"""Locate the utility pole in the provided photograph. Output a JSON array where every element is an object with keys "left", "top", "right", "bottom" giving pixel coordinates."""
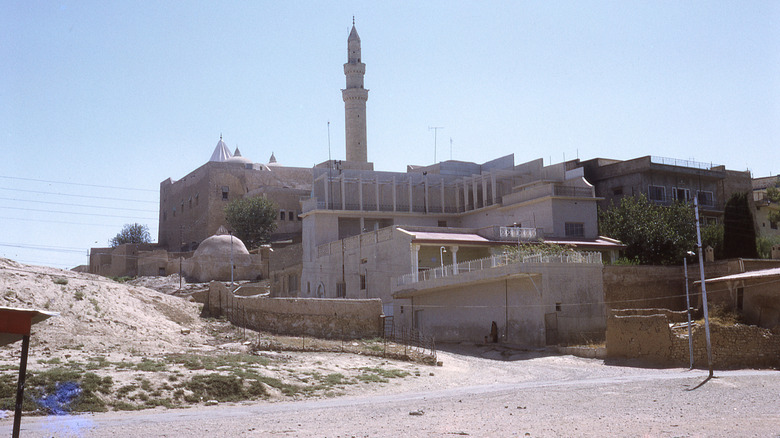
[
  {"left": 694, "top": 197, "right": 714, "bottom": 377},
  {"left": 229, "top": 230, "right": 234, "bottom": 288},
  {"left": 429, "top": 126, "right": 444, "bottom": 163},
  {"left": 179, "top": 226, "right": 184, "bottom": 292},
  {"left": 683, "top": 251, "right": 695, "bottom": 369}
]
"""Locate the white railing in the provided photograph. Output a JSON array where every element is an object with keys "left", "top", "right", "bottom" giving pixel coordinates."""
[
  {"left": 499, "top": 226, "right": 538, "bottom": 240},
  {"left": 397, "top": 250, "right": 602, "bottom": 286}
]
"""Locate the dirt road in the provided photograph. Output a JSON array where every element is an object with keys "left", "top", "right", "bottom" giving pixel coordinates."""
[{"left": 5, "top": 345, "right": 779, "bottom": 437}]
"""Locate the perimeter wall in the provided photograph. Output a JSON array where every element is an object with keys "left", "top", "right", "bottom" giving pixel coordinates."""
[
  {"left": 205, "top": 282, "right": 383, "bottom": 339},
  {"left": 606, "top": 309, "right": 780, "bottom": 369}
]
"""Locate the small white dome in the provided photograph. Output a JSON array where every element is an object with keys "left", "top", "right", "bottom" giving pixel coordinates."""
[{"left": 194, "top": 234, "right": 249, "bottom": 257}]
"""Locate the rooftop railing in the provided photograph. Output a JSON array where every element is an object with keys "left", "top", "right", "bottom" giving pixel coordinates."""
[
  {"left": 396, "top": 250, "right": 602, "bottom": 287},
  {"left": 650, "top": 156, "right": 722, "bottom": 170}
]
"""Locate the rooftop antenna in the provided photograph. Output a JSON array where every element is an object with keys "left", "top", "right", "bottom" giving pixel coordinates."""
[{"left": 429, "top": 126, "right": 444, "bottom": 163}]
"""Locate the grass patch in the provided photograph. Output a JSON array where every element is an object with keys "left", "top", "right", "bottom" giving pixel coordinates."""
[
  {"left": 136, "top": 358, "right": 167, "bottom": 372},
  {"left": 184, "top": 374, "right": 265, "bottom": 402},
  {"left": 357, "top": 366, "right": 410, "bottom": 384},
  {"left": 165, "top": 353, "right": 270, "bottom": 371},
  {"left": 53, "top": 277, "right": 69, "bottom": 285},
  {"left": 0, "top": 368, "right": 113, "bottom": 413},
  {"left": 74, "top": 290, "right": 84, "bottom": 301}
]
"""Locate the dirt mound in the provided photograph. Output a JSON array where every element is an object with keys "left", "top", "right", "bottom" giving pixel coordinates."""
[{"left": 0, "top": 258, "right": 208, "bottom": 356}]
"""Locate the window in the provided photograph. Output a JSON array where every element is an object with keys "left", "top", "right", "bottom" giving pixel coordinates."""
[
  {"left": 221, "top": 186, "right": 229, "bottom": 201},
  {"left": 279, "top": 211, "right": 286, "bottom": 220},
  {"left": 172, "top": 207, "right": 176, "bottom": 217},
  {"left": 360, "top": 274, "right": 366, "bottom": 290},
  {"left": 163, "top": 212, "right": 167, "bottom": 221},
  {"left": 565, "top": 222, "right": 584, "bottom": 237},
  {"left": 612, "top": 187, "right": 623, "bottom": 196},
  {"left": 195, "top": 194, "right": 199, "bottom": 206},
  {"left": 336, "top": 282, "right": 346, "bottom": 298},
  {"left": 673, "top": 187, "right": 690, "bottom": 202},
  {"left": 555, "top": 303, "right": 562, "bottom": 312},
  {"left": 188, "top": 197, "right": 192, "bottom": 209},
  {"left": 697, "top": 191, "right": 714, "bottom": 207},
  {"left": 288, "top": 211, "right": 294, "bottom": 221},
  {"left": 288, "top": 275, "right": 299, "bottom": 293},
  {"left": 648, "top": 185, "right": 665, "bottom": 202},
  {"left": 438, "top": 220, "right": 447, "bottom": 227}
]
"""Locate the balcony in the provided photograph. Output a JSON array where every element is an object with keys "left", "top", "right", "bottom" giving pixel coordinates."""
[{"left": 396, "top": 250, "right": 602, "bottom": 287}]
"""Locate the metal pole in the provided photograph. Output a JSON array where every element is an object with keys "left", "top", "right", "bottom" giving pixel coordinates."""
[
  {"left": 694, "top": 197, "right": 714, "bottom": 377},
  {"left": 439, "top": 246, "right": 446, "bottom": 276},
  {"left": 13, "top": 334, "right": 30, "bottom": 438},
  {"left": 229, "top": 231, "right": 234, "bottom": 287},
  {"left": 684, "top": 256, "right": 694, "bottom": 369}
]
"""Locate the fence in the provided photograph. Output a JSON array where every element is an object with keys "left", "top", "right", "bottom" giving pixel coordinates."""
[{"left": 382, "top": 325, "right": 437, "bottom": 364}]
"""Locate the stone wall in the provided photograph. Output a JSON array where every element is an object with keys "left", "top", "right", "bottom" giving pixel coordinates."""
[
  {"left": 607, "top": 310, "right": 780, "bottom": 369},
  {"left": 206, "top": 282, "right": 383, "bottom": 339},
  {"left": 603, "top": 261, "right": 747, "bottom": 312}
]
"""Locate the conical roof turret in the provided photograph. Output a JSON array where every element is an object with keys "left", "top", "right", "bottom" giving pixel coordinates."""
[{"left": 209, "top": 135, "right": 232, "bottom": 162}]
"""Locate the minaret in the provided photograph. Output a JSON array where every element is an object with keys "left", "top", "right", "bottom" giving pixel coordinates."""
[{"left": 342, "top": 18, "right": 368, "bottom": 162}]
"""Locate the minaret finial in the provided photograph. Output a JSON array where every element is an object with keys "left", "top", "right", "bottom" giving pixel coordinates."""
[{"left": 353, "top": 16, "right": 355, "bottom": 26}]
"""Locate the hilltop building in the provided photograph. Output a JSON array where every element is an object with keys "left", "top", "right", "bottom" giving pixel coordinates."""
[
  {"left": 157, "top": 137, "right": 311, "bottom": 252},
  {"left": 753, "top": 175, "right": 780, "bottom": 238},
  {"left": 569, "top": 156, "right": 753, "bottom": 225}
]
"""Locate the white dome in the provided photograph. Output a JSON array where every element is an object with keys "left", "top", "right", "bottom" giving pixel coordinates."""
[{"left": 194, "top": 234, "right": 249, "bottom": 257}]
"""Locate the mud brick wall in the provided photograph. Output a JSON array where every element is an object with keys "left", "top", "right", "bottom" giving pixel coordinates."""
[
  {"left": 206, "top": 282, "right": 383, "bottom": 339},
  {"left": 607, "top": 310, "right": 780, "bottom": 369}
]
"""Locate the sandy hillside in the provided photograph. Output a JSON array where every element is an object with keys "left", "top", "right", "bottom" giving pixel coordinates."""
[{"left": 0, "top": 258, "right": 209, "bottom": 357}]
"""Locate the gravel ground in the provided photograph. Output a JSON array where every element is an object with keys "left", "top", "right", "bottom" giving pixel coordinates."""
[{"left": 4, "top": 344, "right": 779, "bottom": 437}]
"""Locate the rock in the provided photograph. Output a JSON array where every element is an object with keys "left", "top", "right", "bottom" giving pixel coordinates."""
[{"left": 409, "top": 410, "right": 424, "bottom": 416}]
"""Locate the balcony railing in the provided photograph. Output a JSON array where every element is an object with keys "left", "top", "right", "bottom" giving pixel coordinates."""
[{"left": 397, "top": 250, "right": 602, "bottom": 286}]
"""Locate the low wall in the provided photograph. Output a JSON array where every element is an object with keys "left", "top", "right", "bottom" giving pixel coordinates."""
[
  {"left": 607, "top": 310, "right": 780, "bottom": 369},
  {"left": 205, "top": 282, "right": 383, "bottom": 339}
]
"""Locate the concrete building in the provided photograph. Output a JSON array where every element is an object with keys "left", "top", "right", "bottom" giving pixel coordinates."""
[
  {"left": 299, "top": 155, "right": 623, "bottom": 307},
  {"left": 752, "top": 175, "right": 780, "bottom": 238},
  {"left": 570, "top": 156, "right": 753, "bottom": 224}
]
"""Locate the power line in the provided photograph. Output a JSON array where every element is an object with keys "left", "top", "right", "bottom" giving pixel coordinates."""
[
  {"left": 0, "top": 187, "right": 157, "bottom": 204},
  {"left": 0, "top": 242, "right": 86, "bottom": 254},
  {"left": 0, "top": 216, "right": 159, "bottom": 229},
  {"left": 0, "top": 175, "right": 157, "bottom": 192},
  {"left": 0, "top": 197, "right": 157, "bottom": 213},
  {"left": 2, "top": 206, "right": 157, "bottom": 220}
]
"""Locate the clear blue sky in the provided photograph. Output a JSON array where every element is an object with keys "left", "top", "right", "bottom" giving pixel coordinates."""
[{"left": 2, "top": 1, "right": 778, "bottom": 269}]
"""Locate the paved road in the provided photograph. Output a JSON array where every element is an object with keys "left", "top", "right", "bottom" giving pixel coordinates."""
[{"left": 4, "top": 349, "right": 780, "bottom": 437}]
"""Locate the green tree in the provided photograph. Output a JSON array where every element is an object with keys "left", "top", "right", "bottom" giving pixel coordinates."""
[
  {"left": 110, "top": 223, "right": 151, "bottom": 247},
  {"left": 723, "top": 192, "right": 758, "bottom": 259},
  {"left": 223, "top": 196, "right": 278, "bottom": 250},
  {"left": 766, "top": 185, "right": 780, "bottom": 203},
  {"left": 701, "top": 223, "right": 724, "bottom": 260},
  {"left": 756, "top": 235, "right": 780, "bottom": 259},
  {"left": 598, "top": 194, "right": 696, "bottom": 265}
]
